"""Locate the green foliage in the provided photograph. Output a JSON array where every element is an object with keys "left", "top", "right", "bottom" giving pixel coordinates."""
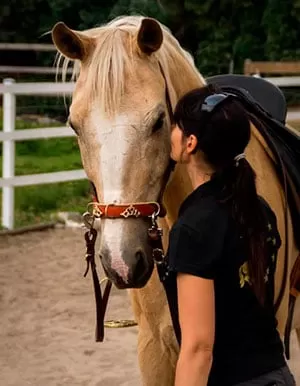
[
  {"left": 1, "top": 0, "right": 299, "bottom": 74},
  {"left": 160, "top": 0, "right": 267, "bottom": 74},
  {"left": 0, "top": 0, "right": 51, "bottom": 42},
  {"left": 262, "top": 0, "right": 300, "bottom": 60}
]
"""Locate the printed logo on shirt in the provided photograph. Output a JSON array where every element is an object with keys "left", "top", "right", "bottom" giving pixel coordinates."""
[
  {"left": 238, "top": 222, "right": 277, "bottom": 289},
  {"left": 239, "top": 261, "right": 271, "bottom": 288},
  {"left": 239, "top": 261, "right": 251, "bottom": 288}
]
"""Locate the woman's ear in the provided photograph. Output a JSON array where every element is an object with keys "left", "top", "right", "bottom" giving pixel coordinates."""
[{"left": 186, "top": 134, "right": 198, "bottom": 155}]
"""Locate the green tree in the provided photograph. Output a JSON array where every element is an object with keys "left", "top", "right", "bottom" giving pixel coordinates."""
[
  {"left": 263, "top": 0, "right": 300, "bottom": 60},
  {"left": 1, "top": 0, "right": 300, "bottom": 77},
  {"left": 156, "top": 0, "right": 267, "bottom": 75},
  {"left": 0, "top": 0, "right": 51, "bottom": 42}
]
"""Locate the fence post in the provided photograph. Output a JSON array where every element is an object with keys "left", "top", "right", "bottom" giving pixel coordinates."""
[{"left": 2, "top": 78, "right": 16, "bottom": 229}]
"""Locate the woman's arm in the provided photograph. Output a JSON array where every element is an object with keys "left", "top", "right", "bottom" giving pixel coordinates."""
[{"left": 175, "top": 273, "right": 215, "bottom": 386}]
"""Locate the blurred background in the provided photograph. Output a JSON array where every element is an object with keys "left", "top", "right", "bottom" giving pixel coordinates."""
[
  {"left": 0, "top": 0, "right": 300, "bottom": 229},
  {"left": 0, "top": 4, "right": 300, "bottom": 385}
]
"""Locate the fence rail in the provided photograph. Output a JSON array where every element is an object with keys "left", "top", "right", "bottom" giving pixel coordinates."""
[
  {"left": 0, "top": 81, "right": 75, "bottom": 95},
  {"left": 0, "top": 127, "right": 74, "bottom": 142},
  {"left": 263, "top": 76, "right": 300, "bottom": 87},
  {"left": 0, "top": 170, "right": 86, "bottom": 188},
  {"left": 0, "top": 65, "right": 73, "bottom": 75},
  {"left": 0, "top": 43, "right": 56, "bottom": 51},
  {"left": 0, "top": 78, "right": 84, "bottom": 229},
  {"left": 1, "top": 76, "right": 300, "bottom": 229},
  {"left": 244, "top": 60, "right": 300, "bottom": 76}
]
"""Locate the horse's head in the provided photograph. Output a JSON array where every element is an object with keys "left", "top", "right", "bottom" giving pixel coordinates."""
[{"left": 52, "top": 16, "right": 204, "bottom": 288}]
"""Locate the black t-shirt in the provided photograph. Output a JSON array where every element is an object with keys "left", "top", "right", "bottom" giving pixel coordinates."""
[{"left": 161, "top": 176, "right": 286, "bottom": 386}]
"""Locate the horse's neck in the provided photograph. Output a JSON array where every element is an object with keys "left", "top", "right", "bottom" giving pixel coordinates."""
[
  {"left": 166, "top": 49, "right": 205, "bottom": 101},
  {"left": 163, "top": 164, "right": 192, "bottom": 226}
]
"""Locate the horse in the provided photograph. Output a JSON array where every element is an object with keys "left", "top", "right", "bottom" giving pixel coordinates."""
[{"left": 51, "top": 15, "right": 300, "bottom": 385}]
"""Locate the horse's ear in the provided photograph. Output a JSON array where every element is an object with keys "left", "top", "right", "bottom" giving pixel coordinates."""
[
  {"left": 137, "top": 18, "right": 163, "bottom": 55},
  {"left": 51, "top": 22, "right": 93, "bottom": 61}
]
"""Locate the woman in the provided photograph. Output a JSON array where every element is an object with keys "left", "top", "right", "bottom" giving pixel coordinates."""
[{"left": 162, "top": 85, "right": 296, "bottom": 385}]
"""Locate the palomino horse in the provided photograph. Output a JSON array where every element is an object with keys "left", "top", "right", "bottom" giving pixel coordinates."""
[{"left": 52, "top": 16, "right": 300, "bottom": 385}]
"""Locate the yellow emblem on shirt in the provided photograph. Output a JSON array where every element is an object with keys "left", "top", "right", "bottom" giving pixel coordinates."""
[
  {"left": 239, "top": 261, "right": 251, "bottom": 288},
  {"left": 239, "top": 262, "right": 270, "bottom": 288}
]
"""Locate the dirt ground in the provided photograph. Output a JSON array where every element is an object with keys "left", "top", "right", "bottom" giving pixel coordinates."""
[{"left": 0, "top": 227, "right": 299, "bottom": 386}]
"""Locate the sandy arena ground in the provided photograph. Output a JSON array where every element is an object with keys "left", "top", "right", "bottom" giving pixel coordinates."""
[{"left": 0, "top": 227, "right": 299, "bottom": 386}]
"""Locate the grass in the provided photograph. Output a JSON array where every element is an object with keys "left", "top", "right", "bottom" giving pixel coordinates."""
[
  {"left": 13, "top": 180, "right": 89, "bottom": 227},
  {"left": 0, "top": 108, "right": 90, "bottom": 229},
  {"left": 12, "top": 138, "right": 82, "bottom": 175}
]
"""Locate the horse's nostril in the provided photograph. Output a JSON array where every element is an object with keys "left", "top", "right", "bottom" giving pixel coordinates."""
[
  {"left": 135, "top": 250, "right": 146, "bottom": 273},
  {"left": 135, "top": 250, "right": 144, "bottom": 260},
  {"left": 132, "top": 250, "right": 154, "bottom": 287}
]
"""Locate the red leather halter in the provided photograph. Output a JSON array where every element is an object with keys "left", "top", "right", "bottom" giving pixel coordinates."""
[{"left": 91, "top": 201, "right": 161, "bottom": 219}]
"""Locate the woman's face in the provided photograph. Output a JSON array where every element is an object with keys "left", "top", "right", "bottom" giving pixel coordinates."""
[
  {"left": 170, "top": 124, "right": 197, "bottom": 163},
  {"left": 170, "top": 124, "right": 184, "bottom": 162}
]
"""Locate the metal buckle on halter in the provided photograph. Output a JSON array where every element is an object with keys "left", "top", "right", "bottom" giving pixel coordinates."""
[
  {"left": 147, "top": 212, "right": 166, "bottom": 265},
  {"left": 152, "top": 248, "right": 165, "bottom": 265},
  {"left": 82, "top": 211, "right": 95, "bottom": 230},
  {"left": 82, "top": 203, "right": 103, "bottom": 232},
  {"left": 148, "top": 212, "right": 163, "bottom": 237}
]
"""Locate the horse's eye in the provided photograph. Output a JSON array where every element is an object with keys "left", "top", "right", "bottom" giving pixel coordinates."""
[{"left": 152, "top": 112, "right": 165, "bottom": 133}]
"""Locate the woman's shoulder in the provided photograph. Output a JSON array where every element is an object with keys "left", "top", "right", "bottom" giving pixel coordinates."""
[
  {"left": 168, "top": 200, "right": 230, "bottom": 279},
  {"left": 176, "top": 198, "right": 229, "bottom": 238}
]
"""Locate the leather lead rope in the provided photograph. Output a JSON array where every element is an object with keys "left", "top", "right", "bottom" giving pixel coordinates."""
[
  {"left": 147, "top": 214, "right": 167, "bottom": 277},
  {"left": 84, "top": 228, "right": 112, "bottom": 342},
  {"left": 284, "top": 252, "right": 300, "bottom": 359}
]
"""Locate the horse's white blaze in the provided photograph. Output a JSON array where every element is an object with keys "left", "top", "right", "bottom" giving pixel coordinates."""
[
  {"left": 103, "top": 220, "right": 129, "bottom": 282},
  {"left": 94, "top": 112, "right": 134, "bottom": 281},
  {"left": 95, "top": 113, "right": 133, "bottom": 202}
]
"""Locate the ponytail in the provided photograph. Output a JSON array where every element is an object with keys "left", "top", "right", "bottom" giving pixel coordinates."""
[{"left": 219, "top": 159, "right": 268, "bottom": 305}]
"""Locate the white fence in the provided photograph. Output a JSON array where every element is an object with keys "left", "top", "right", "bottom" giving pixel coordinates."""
[
  {"left": 0, "top": 78, "right": 86, "bottom": 229},
  {"left": 0, "top": 66, "right": 73, "bottom": 75},
  {"left": 1, "top": 76, "right": 300, "bottom": 229}
]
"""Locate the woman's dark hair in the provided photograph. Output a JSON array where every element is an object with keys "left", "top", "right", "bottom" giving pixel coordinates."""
[{"left": 174, "top": 84, "right": 268, "bottom": 305}]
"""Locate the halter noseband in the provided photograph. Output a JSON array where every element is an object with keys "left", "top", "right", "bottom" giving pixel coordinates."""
[{"left": 90, "top": 202, "right": 161, "bottom": 219}]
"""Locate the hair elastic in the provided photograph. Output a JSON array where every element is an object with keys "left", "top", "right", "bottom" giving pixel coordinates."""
[{"left": 234, "top": 153, "right": 246, "bottom": 167}]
